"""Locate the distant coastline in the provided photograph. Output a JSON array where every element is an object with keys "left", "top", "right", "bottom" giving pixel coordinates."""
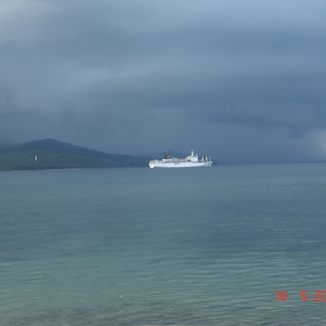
[{"left": 0, "top": 138, "right": 153, "bottom": 171}]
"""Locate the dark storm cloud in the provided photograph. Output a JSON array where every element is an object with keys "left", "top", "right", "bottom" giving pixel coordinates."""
[{"left": 1, "top": 0, "right": 326, "bottom": 162}]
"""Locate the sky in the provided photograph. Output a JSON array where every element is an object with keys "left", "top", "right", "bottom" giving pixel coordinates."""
[{"left": 1, "top": 0, "right": 326, "bottom": 164}]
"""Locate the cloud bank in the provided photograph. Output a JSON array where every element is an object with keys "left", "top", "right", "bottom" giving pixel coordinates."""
[{"left": 1, "top": 0, "right": 326, "bottom": 163}]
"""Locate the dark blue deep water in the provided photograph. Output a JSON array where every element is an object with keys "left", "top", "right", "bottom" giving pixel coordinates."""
[{"left": 1, "top": 163, "right": 326, "bottom": 325}]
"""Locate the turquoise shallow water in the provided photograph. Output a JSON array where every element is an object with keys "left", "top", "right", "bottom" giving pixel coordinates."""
[{"left": 1, "top": 163, "right": 326, "bottom": 325}]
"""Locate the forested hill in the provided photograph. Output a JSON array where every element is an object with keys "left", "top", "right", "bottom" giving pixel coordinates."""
[{"left": 0, "top": 139, "right": 152, "bottom": 171}]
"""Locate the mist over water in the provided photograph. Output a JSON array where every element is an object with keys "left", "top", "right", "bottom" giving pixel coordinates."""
[{"left": 1, "top": 164, "right": 326, "bottom": 325}]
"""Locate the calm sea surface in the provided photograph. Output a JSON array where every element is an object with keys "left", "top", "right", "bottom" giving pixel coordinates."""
[{"left": 1, "top": 163, "right": 326, "bottom": 325}]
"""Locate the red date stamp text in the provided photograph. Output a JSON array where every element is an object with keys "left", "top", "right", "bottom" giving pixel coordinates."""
[{"left": 275, "top": 291, "right": 326, "bottom": 301}]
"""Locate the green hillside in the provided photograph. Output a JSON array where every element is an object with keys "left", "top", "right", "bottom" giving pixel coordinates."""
[{"left": 0, "top": 139, "right": 152, "bottom": 171}]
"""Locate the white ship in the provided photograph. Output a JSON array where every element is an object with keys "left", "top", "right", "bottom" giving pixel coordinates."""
[{"left": 149, "top": 150, "right": 213, "bottom": 168}]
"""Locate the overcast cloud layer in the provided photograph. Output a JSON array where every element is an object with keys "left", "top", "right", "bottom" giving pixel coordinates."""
[{"left": 1, "top": 0, "right": 326, "bottom": 163}]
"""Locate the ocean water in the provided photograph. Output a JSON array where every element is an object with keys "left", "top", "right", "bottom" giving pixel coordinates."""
[{"left": 1, "top": 163, "right": 326, "bottom": 325}]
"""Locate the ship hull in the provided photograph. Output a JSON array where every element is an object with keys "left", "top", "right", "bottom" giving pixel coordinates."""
[{"left": 149, "top": 161, "right": 212, "bottom": 168}]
